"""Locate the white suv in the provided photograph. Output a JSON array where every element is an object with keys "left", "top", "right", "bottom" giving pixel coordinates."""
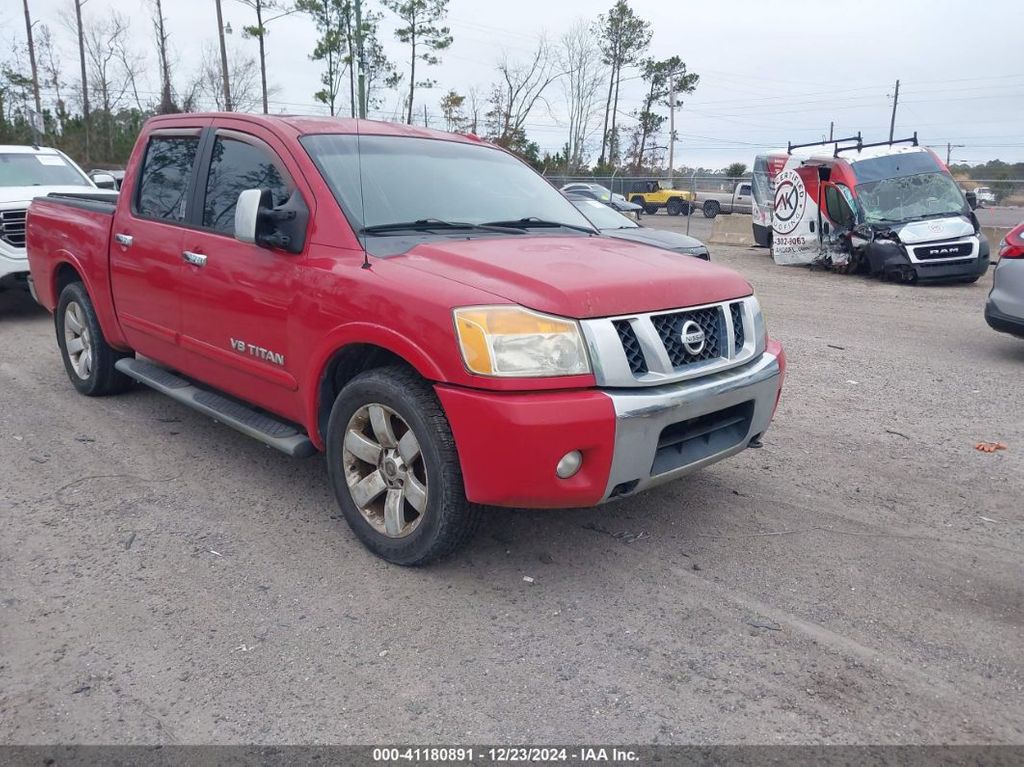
[{"left": 0, "top": 145, "right": 101, "bottom": 291}]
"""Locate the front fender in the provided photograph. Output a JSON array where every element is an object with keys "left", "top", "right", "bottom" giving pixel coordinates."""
[{"left": 302, "top": 322, "right": 447, "bottom": 449}]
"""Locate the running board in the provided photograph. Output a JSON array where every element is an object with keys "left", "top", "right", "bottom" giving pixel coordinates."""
[{"left": 115, "top": 358, "right": 317, "bottom": 458}]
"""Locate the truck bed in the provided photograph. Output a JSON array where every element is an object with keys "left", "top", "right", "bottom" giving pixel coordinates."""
[{"left": 26, "top": 194, "right": 119, "bottom": 333}]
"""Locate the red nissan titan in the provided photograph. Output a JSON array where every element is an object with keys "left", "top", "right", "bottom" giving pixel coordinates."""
[{"left": 25, "top": 114, "right": 786, "bottom": 565}]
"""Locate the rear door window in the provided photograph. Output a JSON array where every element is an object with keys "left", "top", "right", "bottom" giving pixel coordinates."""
[
  {"left": 202, "top": 135, "right": 292, "bottom": 236},
  {"left": 136, "top": 135, "right": 201, "bottom": 222}
]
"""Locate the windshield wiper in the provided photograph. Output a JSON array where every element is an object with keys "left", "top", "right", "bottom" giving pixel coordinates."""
[
  {"left": 361, "top": 218, "right": 525, "bottom": 235},
  {"left": 482, "top": 217, "right": 596, "bottom": 234}
]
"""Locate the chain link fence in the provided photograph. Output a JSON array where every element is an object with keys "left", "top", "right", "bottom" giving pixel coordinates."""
[
  {"left": 959, "top": 179, "right": 1024, "bottom": 208},
  {"left": 546, "top": 174, "right": 751, "bottom": 200}
]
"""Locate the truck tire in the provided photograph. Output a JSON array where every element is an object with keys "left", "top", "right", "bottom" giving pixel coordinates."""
[
  {"left": 55, "top": 282, "right": 132, "bottom": 396},
  {"left": 666, "top": 199, "right": 683, "bottom": 216},
  {"left": 703, "top": 200, "right": 721, "bottom": 219},
  {"left": 326, "top": 365, "right": 480, "bottom": 565}
]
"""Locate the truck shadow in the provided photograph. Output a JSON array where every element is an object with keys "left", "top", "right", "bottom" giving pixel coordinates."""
[{"left": 0, "top": 288, "right": 46, "bottom": 319}]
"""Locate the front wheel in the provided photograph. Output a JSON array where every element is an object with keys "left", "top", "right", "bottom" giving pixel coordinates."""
[
  {"left": 326, "top": 366, "right": 480, "bottom": 565},
  {"left": 666, "top": 199, "right": 683, "bottom": 216},
  {"left": 55, "top": 282, "right": 132, "bottom": 396}
]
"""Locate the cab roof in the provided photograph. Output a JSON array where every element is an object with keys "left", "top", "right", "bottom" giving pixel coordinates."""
[{"left": 143, "top": 112, "right": 484, "bottom": 145}]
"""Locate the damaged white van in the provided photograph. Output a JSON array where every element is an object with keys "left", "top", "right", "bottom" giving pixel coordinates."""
[{"left": 751, "top": 135, "right": 990, "bottom": 283}]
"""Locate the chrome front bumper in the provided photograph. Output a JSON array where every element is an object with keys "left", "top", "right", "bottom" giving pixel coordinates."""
[{"left": 599, "top": 351, "right": 782, "bottom": 501}]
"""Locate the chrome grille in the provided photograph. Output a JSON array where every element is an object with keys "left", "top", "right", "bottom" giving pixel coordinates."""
[
  {"left": 580, "top": 297, "right": 763, "bottom": 388},
  {"left": 730, "top": 302, "right": 745, "bottom": 349},
  {"left": 613, "top": 320, "right": 647, "bottom": 374},
  {"left": 651, "top": 306, "right": 725, "bottom": 366},
  {"left": 0, "top": 209, "right": 27, "bottom": 248}
]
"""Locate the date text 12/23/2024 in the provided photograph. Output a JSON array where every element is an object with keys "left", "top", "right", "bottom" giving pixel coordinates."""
[{"left": 372, "top": 747, "right": 640, "bottom": 762}]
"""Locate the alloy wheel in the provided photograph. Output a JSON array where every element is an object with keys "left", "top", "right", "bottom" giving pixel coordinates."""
[
  {"left": 342, "top": 403, "right": 428, "bottom": 538},
  {"left": 63, "top": 301, "right": 93, "bottom": 379}
]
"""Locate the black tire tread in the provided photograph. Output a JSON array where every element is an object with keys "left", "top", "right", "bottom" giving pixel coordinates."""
[{"left": 56, "top": 282, "right": 132, "bottom": 396}]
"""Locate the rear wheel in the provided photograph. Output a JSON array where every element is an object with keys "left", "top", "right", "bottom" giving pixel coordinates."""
[
  {"left": 326, "top": 366, "right": 480, "bottom": 565},
  {"left": 55, "top": 282, "right": 132, "bottom": 396},
  {"left": 703, "top": 200, "right": 721, "bottom": 218}
]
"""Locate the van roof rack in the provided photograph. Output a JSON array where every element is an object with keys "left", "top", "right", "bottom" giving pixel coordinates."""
[
  {"left": 834, "top": 132, "right": 918, "bottom": 156},
  {"left": 788, "top": 133, "right": 862, "bottom": 154}
]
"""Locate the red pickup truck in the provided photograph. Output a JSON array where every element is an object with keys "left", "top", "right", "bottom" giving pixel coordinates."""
[{"left": 26, "top": 114, "right": 786, "bottom": 565}]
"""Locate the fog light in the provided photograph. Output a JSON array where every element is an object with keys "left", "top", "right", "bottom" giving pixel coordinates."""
[{"left": 556, "top": 450, "right": 583, "bottom": 479}]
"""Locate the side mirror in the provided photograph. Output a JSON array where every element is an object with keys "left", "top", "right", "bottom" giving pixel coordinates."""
[
  {"left": 234, "top": 188, "right": 267, "bottom": 245},
  {"left": 234, "top": 187, "right": 309, "bottom": 254},
  {"left": 91, "top": 172, "right": 117, "bottom": 190}
]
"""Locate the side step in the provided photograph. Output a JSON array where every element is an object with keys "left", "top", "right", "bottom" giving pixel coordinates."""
[{"left": 115, "top": 358, "right": 317, "bottom": 458}]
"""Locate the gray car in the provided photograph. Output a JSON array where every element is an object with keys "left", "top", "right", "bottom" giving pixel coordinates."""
[
  {"left": 985, "top": 221, "right": 1024, "bottom": 338},
  {"left": 568, "top": 196, "right": 710, "bottom": 260}
]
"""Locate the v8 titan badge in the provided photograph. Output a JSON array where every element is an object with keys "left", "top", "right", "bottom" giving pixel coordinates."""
[{"left": 773, "top": 169, "right": 806, "bottom": 235}]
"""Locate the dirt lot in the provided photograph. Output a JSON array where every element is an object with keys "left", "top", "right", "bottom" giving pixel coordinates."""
[{"left": 1, "top": 242, "right": 1022, "bottom": 746}]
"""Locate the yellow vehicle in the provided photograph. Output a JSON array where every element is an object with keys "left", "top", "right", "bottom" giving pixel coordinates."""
[{"left": 627, "top": 181, "right": 696, "bottom": 216}]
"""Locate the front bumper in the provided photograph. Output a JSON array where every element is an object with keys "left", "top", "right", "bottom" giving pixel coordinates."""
[{"left": 437, "top": 340, "right": 785, "bottom": 508}]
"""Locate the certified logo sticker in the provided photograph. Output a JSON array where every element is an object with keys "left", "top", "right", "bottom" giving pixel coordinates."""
[{"left": 773, "top": 169, "right": 806, "bottom": 235}]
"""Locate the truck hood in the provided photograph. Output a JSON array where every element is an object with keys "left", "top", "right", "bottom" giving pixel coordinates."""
[
  {"left": 0, "top": 185, "right": 96, "bottom": 206},
  {"left": 395, "top": 234, "right": 750, "bottom": 318},
  {"left": 891, "top": 216, "right": 974, "bottom": 244}
]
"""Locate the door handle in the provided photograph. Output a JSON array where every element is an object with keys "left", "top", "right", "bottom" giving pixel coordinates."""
[
  {"left": 114, "top": 233, "right": 133, "bottom": 247},
  {"left": 182, "top": 250, "right": 207, "bottom": 267}
]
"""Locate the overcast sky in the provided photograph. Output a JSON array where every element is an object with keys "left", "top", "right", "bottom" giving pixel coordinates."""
[{"left": 11, "top": 0, "right": 1024, "bottom": 169}]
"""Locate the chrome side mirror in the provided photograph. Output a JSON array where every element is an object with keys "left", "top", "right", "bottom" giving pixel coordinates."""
[{"left": 234, "top": 188, "right": 267, "bottom": 244}]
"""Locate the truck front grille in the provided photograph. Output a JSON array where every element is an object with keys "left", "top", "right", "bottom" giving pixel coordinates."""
[
  {"left": 0, "top": 209, "right": 27, "bottom": 248},
  {"left": 613, "top": 320, "right": 648, "bottom": 374},
  {"left": 730, "top": 301, "right": 745, "bottom": 350},
  {"left": 651, "top": 306, "right": 725, "bottom": 366},
  {"left": 582, "top": 297, "right": 758, "bottom": 387},
  {"left": 913, "top": 242, "right": 973, "bottom": 260}
]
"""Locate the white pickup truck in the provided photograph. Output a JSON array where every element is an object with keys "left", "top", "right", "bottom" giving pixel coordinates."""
[
  {"left": 0, "top": 145, "right": 111, "bottom": 292},
  {"left": 698, "top": 181, "right": 753, "bottom": 219}
]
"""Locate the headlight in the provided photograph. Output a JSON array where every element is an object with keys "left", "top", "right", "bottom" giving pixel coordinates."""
[{"left": 453, "top": 305, "right": 591, "bottom": 377}]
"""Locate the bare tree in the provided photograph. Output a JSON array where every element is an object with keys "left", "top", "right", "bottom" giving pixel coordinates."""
[
  {"left": 37, "top": 24, "right": 63, "bottom": 120},
  {"left": 486, "top": 37, "right": 561, "bottom": 151},
  {"left": 72, "top": 0, "right": 90, "bottom": 159},
  {"left": 559, "top": 20, "right": 605, "bottom": 172},
  {"left": 84, "top": 13, "right": 133, "bottom": 155},
  {"left": 150, "top": 0, "right": 176, "bottom": 113},
  {"left": 110, "top": 21, "right": 147, "bottom": 112},
  {"left": 466, "top": 84, "right": 481, "bottom": 133},
  {"left": 22, "top": 0, "right": 42, "bottom": 116},
  {"left": 191, "top": 43, "right": 262, "bottom": 113}
]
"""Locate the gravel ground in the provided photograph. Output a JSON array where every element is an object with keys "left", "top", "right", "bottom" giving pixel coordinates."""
[{"left": 1, "top": 242, "right": 1022, "bottom": 746}]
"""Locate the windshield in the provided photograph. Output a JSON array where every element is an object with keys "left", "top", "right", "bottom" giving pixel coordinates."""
[
  {"left": 301, "top": 134, "right": 593, "bottom": 232},
  {"left": 856, "top": 172, "right": 968, "bottom": 224},
  {"left": 0, "top": 152, "right": 90, "bottom": 187},
  {"left": 571, "top": 199, "right": 638, "bottom": 229}
]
